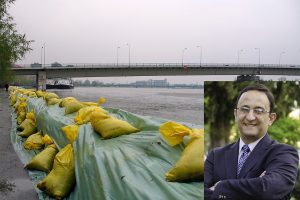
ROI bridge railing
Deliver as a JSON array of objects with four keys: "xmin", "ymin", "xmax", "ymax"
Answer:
[{"xmin": 15, "ymin": 63, "xmax": 300, "ymax": 69}]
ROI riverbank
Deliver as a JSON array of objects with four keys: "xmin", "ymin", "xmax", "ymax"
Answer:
[{"xmin": 0, "ymin": 90, "xmax": 38, "ymax": 200}]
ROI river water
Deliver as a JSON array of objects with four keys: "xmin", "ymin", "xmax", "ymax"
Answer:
[{"xmin": 49, "ymin": 87, "xmax": 203, "ymax": 125}]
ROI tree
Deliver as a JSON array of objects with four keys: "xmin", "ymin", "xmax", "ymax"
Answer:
[
  {"xmin": 205, "ymin": 81, "xmax": 300, "ymax": 150},
  {"xmin": 0, "ymin": 0, "xmax": 32, "ymax": 85},
  {"xmin": 83, "ymin": 79, "xmax": 90, "ymax": 86}
]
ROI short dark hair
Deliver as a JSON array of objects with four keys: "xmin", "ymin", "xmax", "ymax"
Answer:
[{"xmin": 236, "ymin": 84, "xmax": 275, "ymax": 112}]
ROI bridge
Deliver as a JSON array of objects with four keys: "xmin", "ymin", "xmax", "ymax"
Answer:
[{"xmin": 12, "ymin": 63, "xmax": 300, "ymax": 90}]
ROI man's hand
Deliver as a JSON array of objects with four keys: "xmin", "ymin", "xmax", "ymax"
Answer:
[
  {"xmin": 209, "ymin": 171, "xmax": 266, "ymax": 192},
  {"xmin": 209, "ymin": 181, "xmax": 221, "ymax": 191}
]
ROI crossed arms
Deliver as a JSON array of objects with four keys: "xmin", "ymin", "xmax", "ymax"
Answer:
[{"xmin": 204, "ymin": 144, "xmax": 299, "ymax": 200}]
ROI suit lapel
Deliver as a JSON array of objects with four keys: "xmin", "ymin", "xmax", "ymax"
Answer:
[
  {"xmin": 225, "ymin": 141, "xmax": 239, "ymax": 179},
  {"xmin": 238, "ymin": 134, "xmax": 273, "ymax": 178}
]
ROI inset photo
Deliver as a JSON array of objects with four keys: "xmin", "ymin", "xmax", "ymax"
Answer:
[{"xmin": 204, "ymin": 81, "xmax": 300, "ymax": 200}]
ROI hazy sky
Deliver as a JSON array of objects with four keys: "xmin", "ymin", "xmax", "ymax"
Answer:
[{"xmin": 9, "ymin": 0, "xmax": 300, "ymax": 83}]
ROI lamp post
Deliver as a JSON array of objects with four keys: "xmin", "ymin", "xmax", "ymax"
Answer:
[
  {"xmin": 279, "ymin": 51, "xmax": 285, "ymax": 65},
  {"xmin": 254, "ymin": 48, "xmax": 260, "ymax": 66},
  {"xmin": 43, "ymin": 43, "xmax": 46, "ymax": 67},
  {"xmin": 126, "ymin": 43, "xmax": 130, "ymax": 67},
  {"xmin": 41, "ymin": 46, "xmax": 43, "ymax": 66},
  {"xmin": 237, "ymin": 49, "xmax": 243, "ymax": 64},
  {"xmin": 116, "ymin": 46, "xmax": 120, "ymax": 66},
  {"xmin": 196, "ymin": 46, "xmax": 202, "ymax": 66},
  {"xmin": 182, "ymin": 48, "xmax": 187, "ymax": 67}
]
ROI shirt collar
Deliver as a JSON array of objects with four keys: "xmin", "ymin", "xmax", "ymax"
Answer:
[{"xmin": 239, "ymin": 133, "xmax": 266, "ymax": 153}]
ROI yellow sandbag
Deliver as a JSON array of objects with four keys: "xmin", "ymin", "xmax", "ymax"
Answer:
[
  {"xmin": 98, "ymin": 97, "xmax": 106, "ymax": 104},
  {"xmin": 165, "ymin": 129, "xmax": 204, "ymax": 182},
  {"xmin": 9, "ymin": 93, "xmax": 17, "ymax": 106},
  {"xmin": 22, "ymin": 89, "xmax": 35, "ymax": 95},
  {"xmin": 74, "ymin": 106, "xmax": 108, "ymax": 125},
  {"xmin": 16, "ymin": 102, "xmax": 27, "ymax": 115},
  {"xmin": 17, "ymin": 111, "xmax": 26, "ymax": 125},
  {"xmin": 90, "ymin": 111, "xmax": 110, "ymax": 124},
  {"xmin": 25, "ymin": 144, "xmax": 58, "ymax": 173},
  {"xmin": 76, "ymin": 97, "xmax": 106, "ymax": 107},
  {"xmin": 42, "ymin": 134, "xmax": 54, "ymax": 145},
  {"xmin": 44, "ymin": 92, "xmax": 59, "ymax": 101},
  {"xmin": 36, "ymin": 90, "xmax": 46, "ymax": 98},
  {"xmin": 64, "ymin": 101, "xmax": 85, "ymax": 115},
  {"xmin": 81, "ymin": 102, "xmax": 98, "ymax": 107},
  {"xmin": 28, "ymin": 91, "xmax": 37, "ymax": 98},
  {"xmin": 8, "ymin": 86, "xmax": 15, "ymax": 93},
  {"xmin": 24, "ymin": 132, "xmax": 44, "ymax": 150},
  {"xmin": 47, "ymin": 98, "xmax": 62, "ymax": 106},
  {"xmin": 26, "ymin": 110, "xmax": 35, "ymax": 123},
  {"xmin": 18, "ymin": 119, "xmax": 37, "ymax": 138},
  {"xmin": 37, "ymin": 144, "xmax": 75, "ymax": 199},
  {"xmin": 59, "ymin": 97, "xmax": 77, "ymax": 107},
  {"xmin": 159, "ymin": 121, "xmax": 192, "ymax": 146},
  {"xmin": 61, "ymin": 125, "xmax": 79, "ymax": 144},
  {"xmin": 91, "ymin": 116, "xmax": 139, "ymax": 139}
]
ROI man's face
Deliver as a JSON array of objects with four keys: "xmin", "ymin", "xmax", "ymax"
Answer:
[{"xmin": 234, "ymin": 90, "xmax": 276, "ymax": 143}]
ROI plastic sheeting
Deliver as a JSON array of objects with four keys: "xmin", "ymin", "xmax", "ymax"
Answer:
[{"xmin": 10, "ymin": 96, "xmax": 203, "ymax": 200}]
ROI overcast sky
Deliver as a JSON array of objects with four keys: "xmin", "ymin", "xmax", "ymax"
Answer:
[{"xmin": 9, "ymin": 0, "xmax": 300, "ymax": 83}]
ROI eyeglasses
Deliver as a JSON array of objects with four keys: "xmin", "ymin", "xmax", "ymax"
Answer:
[{"xmin": 236, "ymin": 107, "xmax": 270, "ymax": 116}]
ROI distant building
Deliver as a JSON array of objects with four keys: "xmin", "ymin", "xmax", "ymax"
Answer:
[
  {"xmin": 134, "ymin": 79, "xmax": 169, "ymax": 87},
  {"xmin": 152, "ymin": 79, "xmax": 168, "ymax": 87},
  {"xmin": 135, "ymin": 80, "xmax": 148, "ymax": 87}
]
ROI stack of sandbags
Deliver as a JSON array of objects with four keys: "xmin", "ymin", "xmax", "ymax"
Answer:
[
  {"xmin": 17, "ymin": 110, "xmax": 37, "ymax": 138},
  {"xmin": 74, "ymin": 105, "xmax": 108, "ymax": 125},
  {"xmin": 15, "ymin": 97, "xmax": 27, "ymax": 125},
  {"xmin": 60, "ymin": 97, "xmax": 106, "ymax": 115},
  {"xmin": 36, "ymin": 124, "xmax": 79, "ymax": 199},
  {"xmin": 43, "ymin": 92, "xmax": 60, "ymax": 106},
  {"xmin": 159, "ymin": 121, "xmax": 204, "ymax": 182},
  {"xmin": 9, "ymin": 91, "xmax": 17, "ymax": 106},
  {"xmin": 37, "ymin": 144, "xmax": 75, "ymax": 199}
]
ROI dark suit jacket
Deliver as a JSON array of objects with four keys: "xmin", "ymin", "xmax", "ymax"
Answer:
[{"xmin": 204, "ymin": 134, "xmax": 299, "ymax": 200}]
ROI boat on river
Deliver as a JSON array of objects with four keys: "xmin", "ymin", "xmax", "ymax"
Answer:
[{"xmin": 46, "ymin": 78, "xmax": 74, "ymax": 89}]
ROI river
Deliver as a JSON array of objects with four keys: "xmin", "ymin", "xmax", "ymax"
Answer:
[{"xmin": 49, "ymin": 87, "xmax": 203, "ymax": 125}]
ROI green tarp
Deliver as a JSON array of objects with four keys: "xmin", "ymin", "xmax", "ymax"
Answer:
[{"xmin": 11, "ymin": 96, "xmax": 203, "ymax": 200}]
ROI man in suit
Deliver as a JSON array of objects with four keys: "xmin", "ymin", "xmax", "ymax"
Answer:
[{"xmin": 204, "ymin": 84, "xmax": 299, "ymax": 200}]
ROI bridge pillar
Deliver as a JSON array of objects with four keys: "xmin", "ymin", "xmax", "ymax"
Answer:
[{"xmin": 36, "ymin": 71, "xmax": 47, "ymax": 91}]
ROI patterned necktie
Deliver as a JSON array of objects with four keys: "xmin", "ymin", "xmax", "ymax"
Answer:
[{"xmin": 237, "ymin": 144, "xmax": 250, "ymax": 176}]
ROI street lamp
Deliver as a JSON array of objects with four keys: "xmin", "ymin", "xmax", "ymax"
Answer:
[
  {"xmin": 126, "ymin": 43, "xmax": 130, "ymax": 67},
  {"xmin": 237, "ymin": 49, "xmax": 243, "ymax": 64},
  {"xmin": 182, "ymin": 48, "xmax": 187, "ymax": 66},
  {"xmin": 41, "ymin": 46, "xmax": 43, "ymax": 66},
  {"xmin": 196, "ymin": 46, "xmax": 202, "ymax": 66},
  {"xmin": 116, "ymin": 46, "xmax": 120, "ymax": 66},
  {"xmin": 43, "ymin": 43, "xmax": 46, "ymax": 67},
  {"xmin": 254, "ymin": 48, "xmax": 260, "ymax": 66},
  {"xmin": 279, "ymin": 51, "xmax": 285, "ymax": 65}
]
